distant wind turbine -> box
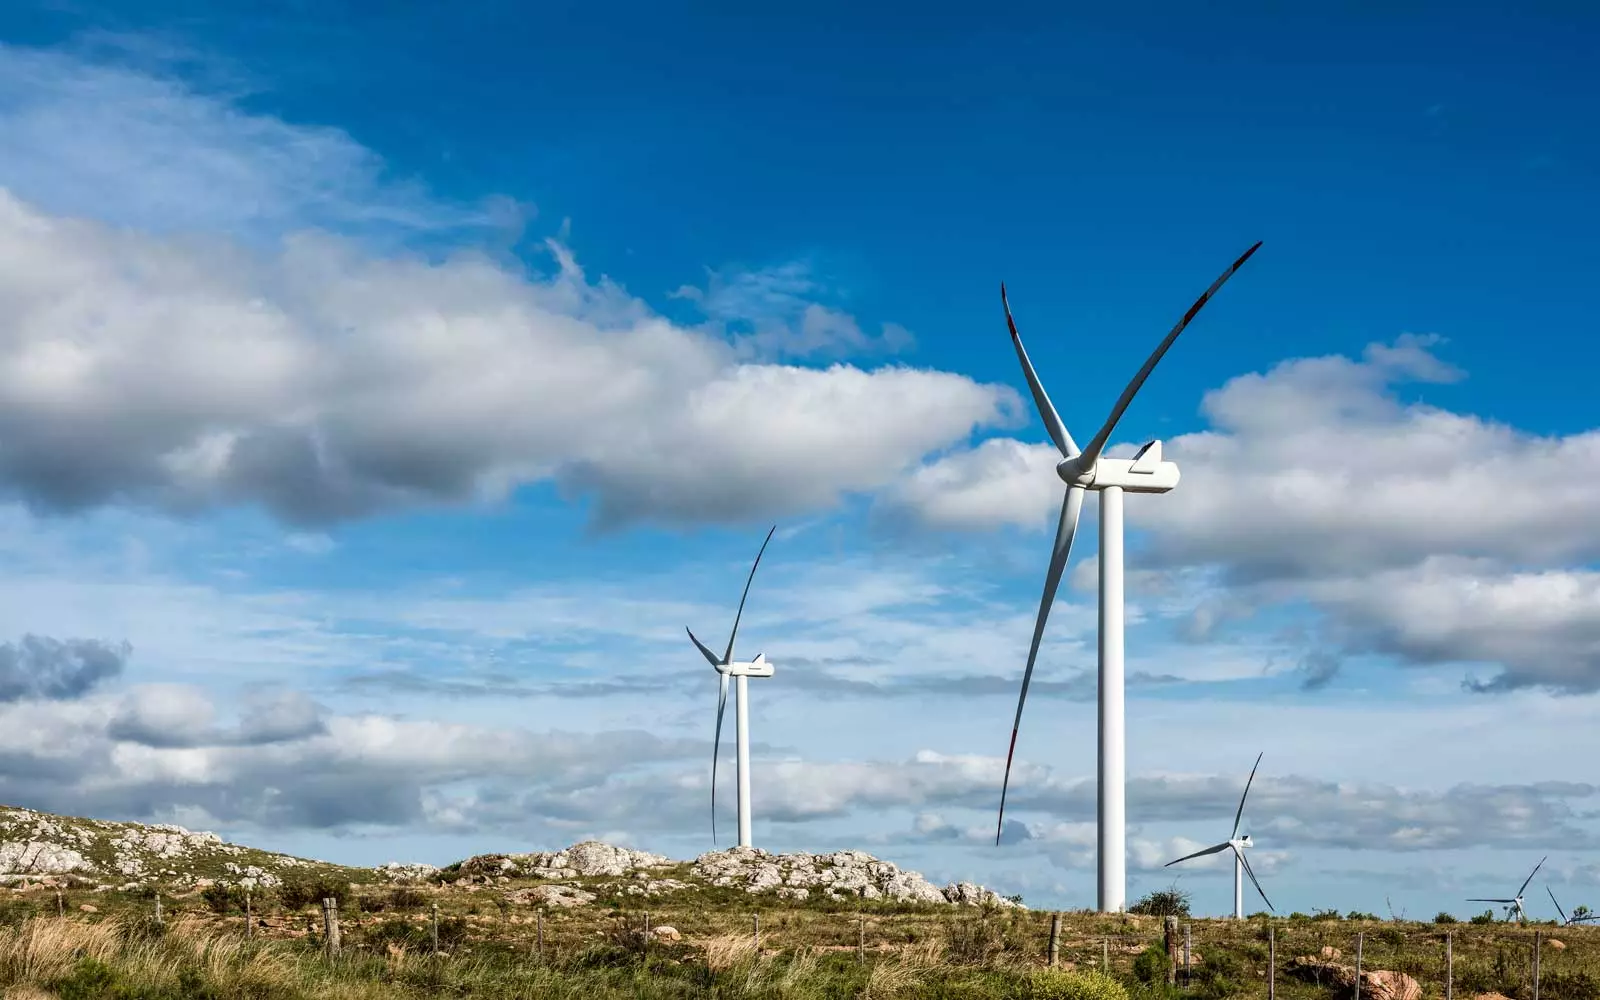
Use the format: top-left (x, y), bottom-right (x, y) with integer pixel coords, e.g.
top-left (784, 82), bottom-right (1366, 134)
top-left (1548, 886), bottom-right (1600, 926)
top-left (1163, 752), bottom-right (1275, 920)
top-left (1467, 856), bottom-right (1546, 923)
top-left (687, 526), bottom-right (778, 850)
top-left (994, 242), bottom-right (1264, 913)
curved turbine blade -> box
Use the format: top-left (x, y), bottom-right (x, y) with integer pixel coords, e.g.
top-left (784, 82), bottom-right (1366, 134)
top-left (711, 671), bottom-right (729, 845)
top-left (687, 627), bottom-right (723, 668)
top-left (1549, 886), bottom-right (1569, 925)
top-left (724, 525), bottom-right (777, 664)
top-left (1517, 856), bottom-right (1548, 900)
top-left (1164, 841), bottom-right (1231, 867)
top-left (1466, 898), bottom-right (1516, 903)
top-left (1078, 242), bottom-right (1262, 467)
top-left (995, 485), bottom-right (1086, 845)
top-left (1001, 283), bottom-right (1079, 459)
top-left (1236, 847), bottom-right (1274, 912)
top-left (1232, 751), bottom-right (1264, 840)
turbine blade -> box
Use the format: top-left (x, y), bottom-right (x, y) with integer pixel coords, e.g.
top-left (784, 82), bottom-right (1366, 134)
top-left (1236, 848), bottom-right (1274, 912)
top-left (1231, 751), bottom-right (1263, 840)
top-left (1077, 242), bottom-right (1262, 467)
top-left (1517, 856), bottom-right (1548, 900)
top-left (1164, 842), bottom-right (1232, 867)
top-left (1466, 898), bottom-right (1516, 903)
top-left (687, 627), bottom-right (723, 668)
top-left (1549, 886), bottom-right (1569, 925)
top-left (995, 484), bottom-right (1086, 845)
top-left (711, 672), bottom-right (729, 845)
top-left (1001, 283), bottom-right (1079, 459)
top-left (724, 525), bottom-right (777, 664)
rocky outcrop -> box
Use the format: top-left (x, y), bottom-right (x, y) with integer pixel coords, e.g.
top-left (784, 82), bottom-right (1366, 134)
top-left (2, 805), bottom-right (356, 890)
top-left (691, 847), bottom-right (1023, 908)
top-left (1286, 955), bottom-right (1421, 1000)
top-left (453, 841), bottom-right (673, 884)
top-left (506, 884), bottom-right (596, 908)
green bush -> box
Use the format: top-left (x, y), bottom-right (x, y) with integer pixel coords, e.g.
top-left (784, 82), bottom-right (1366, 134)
top-left (1434, 911), bottom-right (1457, 923)
top-left (1131, 944), bottom-right (1169, 984)
top-left (1469, 909), bottom-right (1496, 925)
top-left (1128, 885), bottom-right (1191, 918)
top-left (1028, 969), bottom-right (1131, 1000)
top-left (198, 884), bottom-right (247, 914)
top-left (276, 877), bottom-right (350, 912)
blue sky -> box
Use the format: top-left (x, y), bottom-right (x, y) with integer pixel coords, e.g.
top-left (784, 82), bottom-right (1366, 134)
top-left (0, 3), bottom-right (1597, 920)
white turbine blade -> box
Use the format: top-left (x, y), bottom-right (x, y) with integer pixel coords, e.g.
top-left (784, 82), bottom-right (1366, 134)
top-left (995, 484), bottom-right (1086, 845)
top-left (1236, 847), bottom-right (1274, 912)
top-left (711, 671), bottom-right (729, 845)
top-left (724, 525), bottom-right (776, 663)
top-left (1231, 751), bottom-right (1263, 840)
top-left (1549, 886), bottom-right (1569, 925)
top-left (1466, 898), bottom-right (1516, 903)
top-left (1000, 283), bottom-right (1079, 459)
top-left (1076, 241), bottom-right (1262, 467)
top-left (1517, 856), bottom-right (1548, 900)
top-left (1164, 841), bottom-right (1232, 867)
top-left (687, 627), bottom-right (723, 668)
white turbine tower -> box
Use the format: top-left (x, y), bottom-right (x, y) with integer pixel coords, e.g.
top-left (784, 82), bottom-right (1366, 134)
top-left (994, 242), bottom-right (1263, 913)
top-left (1547, 886), bottom-right (1600, 926)
top-left (1467, 856), bottom-right (1546, 923)
top-left (687, 526), bottom-right (777, 849)
top-left (1163, 752), bottom-right (1275, 920)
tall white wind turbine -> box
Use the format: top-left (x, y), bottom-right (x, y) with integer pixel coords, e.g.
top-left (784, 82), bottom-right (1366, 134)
top-left (1467, 856), bottom-right (1546, 923)
top-left (687, 526), bottom-right (778, 850)
top-left (994, 242), bottom-right (1264, 912)
top-left (1163, 752), bottom-right (1274, 920)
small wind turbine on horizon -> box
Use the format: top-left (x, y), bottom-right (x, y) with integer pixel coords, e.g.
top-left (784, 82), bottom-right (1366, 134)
top-left (1547, 886), bottom-right (1600, 926)
top-left (1163, 751), bottom-right (1275, 920)
top-left (994, 242), bottom-right (1264, 913)
top-left (687, 526), bottom-right (778, 851)
top-left (1467, 856), bottom-right (1546, 923)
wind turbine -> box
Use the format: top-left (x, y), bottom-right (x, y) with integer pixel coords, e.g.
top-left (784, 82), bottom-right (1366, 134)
top-left (994, 242), bottom-right (1264, 912)
top-left (1163, 752), bottom-right (1275, 919)
top-left (687, 526), bottom-right (778, 850)
top-left (1547, 886), bottom-right (1600, 926)
top-left (1466, 856), bottom-right (1546, 923)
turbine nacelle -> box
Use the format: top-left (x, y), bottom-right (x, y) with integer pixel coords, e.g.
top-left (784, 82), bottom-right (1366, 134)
top-left (1231, 835), bottom-right (1253, 850)
top-left (725, 653), bottom-right (775, 678)
top-left (1055, 440), bottom-right (1181, 493)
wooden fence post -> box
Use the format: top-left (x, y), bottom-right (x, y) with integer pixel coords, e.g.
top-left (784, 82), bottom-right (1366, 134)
top-left (1533, 930), bottom-right (1542, 1000)
top-left (321, 897), bottom-right (341, 957)
top-left (154, 894), bottom-right (163, 928)
top-left (537, 908), bottom-right (544, 960)
top-left (1102, 937), bottom-right (1109, 972)
top-left (1445, 930), bottom-right (1453, 1000)
top-left (753, 912), bottom-right (760, 952)
top-left (1355, 932), bottom-right (1364, 1000)
top-left (1049, 912), bottom-right (1062, 968)
top-left (858, 914), bottom-right (866, 963)
top-left (1268, 924), bottom-right (1276, 1000)
top-left (245, 890), bottom-right (253, 940)
top-left (1185, 923), bottom-right (1192, 984)
top-left (430, 903), bottom-right (440, 956)
top-left (643, 911), bottom-right (651, 958)
top-left (1165, 916), bottom-right (1178, 985)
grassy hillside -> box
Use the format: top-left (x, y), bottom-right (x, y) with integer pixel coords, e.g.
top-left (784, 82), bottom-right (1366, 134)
top-left (4, 804), bottom-right (1598, 998)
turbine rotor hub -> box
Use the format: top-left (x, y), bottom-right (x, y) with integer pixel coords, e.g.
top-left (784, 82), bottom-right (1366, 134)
top-left (1055, 457), bottom-right (1096, 486)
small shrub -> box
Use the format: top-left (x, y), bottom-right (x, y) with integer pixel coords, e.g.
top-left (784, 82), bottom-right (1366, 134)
top-left (277, 877), bottom-right (350, 912)
top-left (1029, 969), bottom-right (1130, 1000)
top-left (390, 886), bottom-right (427, 912)
top-left (1311, 908), bottom-right (1342, 921)
top-left (1345, 910), bottom-right (1379, 921)
top-left (1434, 911), bottom-right (1458, 924)
top-left (946, 915), bottom-right (1004, 965)
top-left (1128, 885), bottom-right (1191, 918)
top-left (1469, 910), bottom-right (1496, 925)
top-left (199, 883), bottom-right (245, 914)
top-left (1132, 944), bottom-right (1169, 984)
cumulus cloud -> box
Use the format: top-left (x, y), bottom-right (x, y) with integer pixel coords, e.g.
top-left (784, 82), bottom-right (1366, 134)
top-left (0, 634), bottom-right (129, 701)
top-left (886, 336), bottom-right (1600, 691)
top-left (0, 190), bottom-right (1013, 528)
